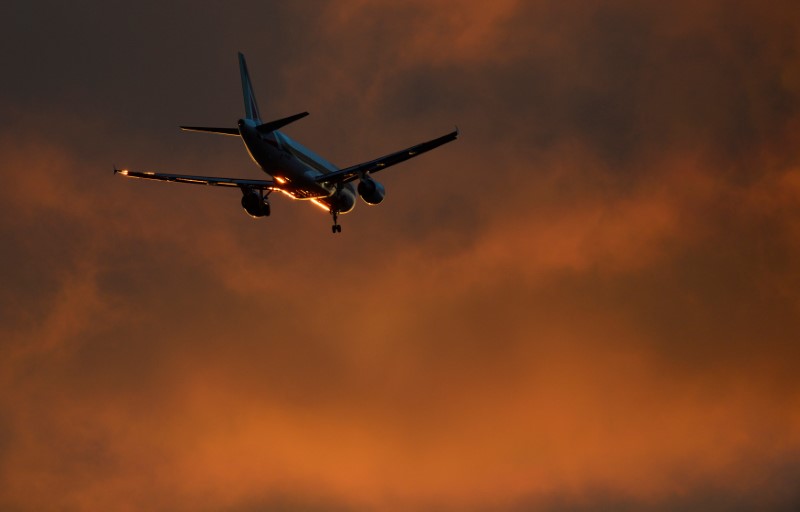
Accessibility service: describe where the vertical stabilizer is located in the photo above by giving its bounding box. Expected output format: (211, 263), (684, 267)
(238, 52), (262, 122)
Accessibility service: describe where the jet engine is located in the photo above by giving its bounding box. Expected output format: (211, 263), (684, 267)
(357, 175), (386, 205)
(241, 190), (271, 218)
(329, 185), (357, 214)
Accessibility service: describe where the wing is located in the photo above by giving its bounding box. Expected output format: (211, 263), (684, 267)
(316, 128), (458, 185)
(114, 168), (277, 190)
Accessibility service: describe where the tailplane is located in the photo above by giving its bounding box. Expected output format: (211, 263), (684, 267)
(239, 52), (262, 122)
(179, 126), (240, 136)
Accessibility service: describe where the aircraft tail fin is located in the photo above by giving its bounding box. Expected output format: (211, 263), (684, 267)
(239, 52), (262, 122)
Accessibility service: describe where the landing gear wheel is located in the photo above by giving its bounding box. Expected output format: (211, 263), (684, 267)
(330, 209), (342, 234)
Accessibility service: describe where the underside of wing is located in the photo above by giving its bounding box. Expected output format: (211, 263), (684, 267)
(114, 168), (277, 190)
(316, 128), (459, 185)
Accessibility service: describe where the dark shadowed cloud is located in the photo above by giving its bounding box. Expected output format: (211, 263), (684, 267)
(1, 1), (800, 511)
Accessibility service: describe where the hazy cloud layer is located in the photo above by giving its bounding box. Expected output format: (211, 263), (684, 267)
(1, 1), (800, 511)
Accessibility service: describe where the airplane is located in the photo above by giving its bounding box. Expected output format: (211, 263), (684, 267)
(115, 52), (458, 233)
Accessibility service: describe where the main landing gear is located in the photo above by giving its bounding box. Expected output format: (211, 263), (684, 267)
(331, 209), (342, 233)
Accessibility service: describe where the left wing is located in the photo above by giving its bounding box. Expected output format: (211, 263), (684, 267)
(114, 168), (276, 190)
(316, 128), (458, 185)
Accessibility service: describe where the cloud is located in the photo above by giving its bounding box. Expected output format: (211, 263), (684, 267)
(1, 1), (800, 511)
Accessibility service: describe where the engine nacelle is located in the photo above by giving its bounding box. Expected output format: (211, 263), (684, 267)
(329, 185), (357, 214)
(241, 191), (270, 218)
(357, 175), (386, 205)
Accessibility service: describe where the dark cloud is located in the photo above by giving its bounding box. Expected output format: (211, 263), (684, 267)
(1, 0), (800, 511)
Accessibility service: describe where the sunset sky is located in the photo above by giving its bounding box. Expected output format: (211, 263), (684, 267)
(2, 1), (800, 510)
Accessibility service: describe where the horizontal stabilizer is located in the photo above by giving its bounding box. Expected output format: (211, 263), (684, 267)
(256, 112), (309, 134)
(179, 126), (240, 136)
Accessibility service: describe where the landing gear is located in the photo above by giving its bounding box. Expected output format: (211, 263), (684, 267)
(331, 208), (342, 233)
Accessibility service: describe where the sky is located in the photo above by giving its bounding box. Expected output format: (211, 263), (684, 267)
(1, 1), (800, 511)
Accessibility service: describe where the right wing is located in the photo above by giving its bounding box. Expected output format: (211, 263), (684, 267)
(316, 128), (459, 185)
(114, 168), (277, 190)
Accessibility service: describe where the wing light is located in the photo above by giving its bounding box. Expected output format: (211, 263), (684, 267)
(310, 198), (332, 211)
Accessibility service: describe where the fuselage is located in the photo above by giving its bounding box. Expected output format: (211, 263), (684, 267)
(237, 118), (356, 213)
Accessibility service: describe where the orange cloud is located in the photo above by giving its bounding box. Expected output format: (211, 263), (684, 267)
(2, 1), (800, 511)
